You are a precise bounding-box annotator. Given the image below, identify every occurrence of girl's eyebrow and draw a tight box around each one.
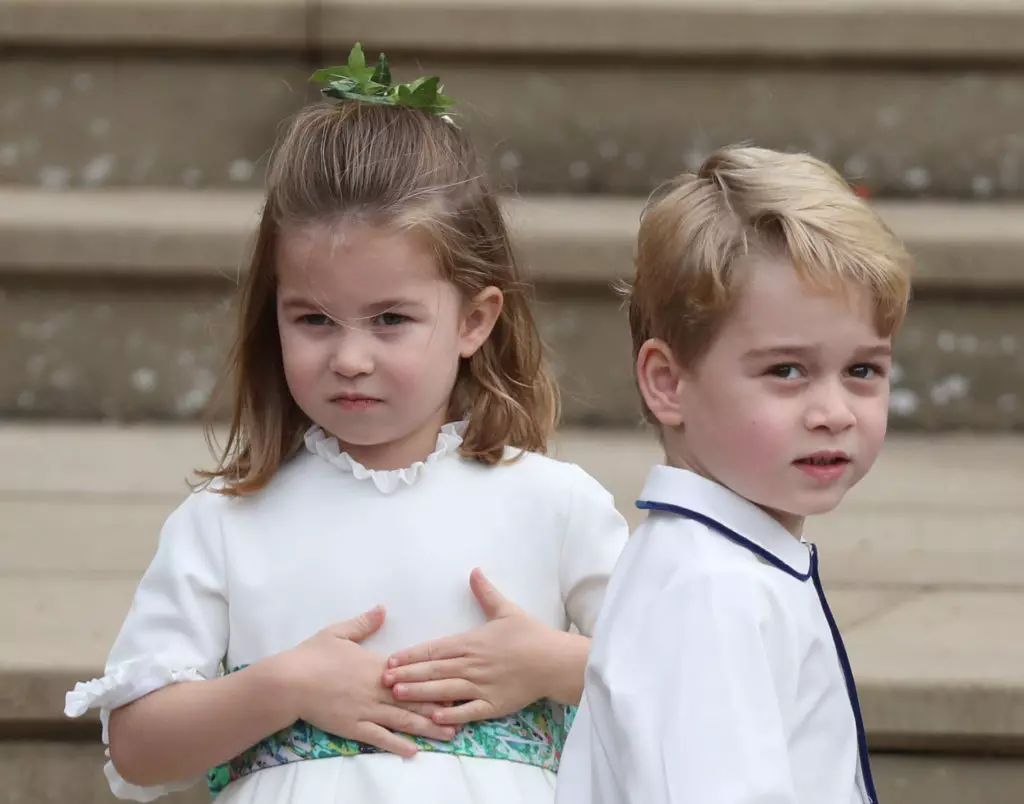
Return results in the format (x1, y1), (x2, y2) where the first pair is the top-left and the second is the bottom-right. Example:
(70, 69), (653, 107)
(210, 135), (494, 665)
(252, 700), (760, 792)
(279, 295), (320, 310)
(363, 298), (422, 313)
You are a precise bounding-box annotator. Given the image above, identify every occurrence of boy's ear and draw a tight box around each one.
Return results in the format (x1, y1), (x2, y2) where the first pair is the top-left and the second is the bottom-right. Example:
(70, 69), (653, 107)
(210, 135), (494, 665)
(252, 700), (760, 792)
(636, 339), (685, 427)
(459, 286), (503, 358)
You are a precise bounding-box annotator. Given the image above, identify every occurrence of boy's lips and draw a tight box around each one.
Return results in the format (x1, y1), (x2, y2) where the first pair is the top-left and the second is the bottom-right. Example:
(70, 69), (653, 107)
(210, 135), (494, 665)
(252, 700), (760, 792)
(792, 451), (851, 481)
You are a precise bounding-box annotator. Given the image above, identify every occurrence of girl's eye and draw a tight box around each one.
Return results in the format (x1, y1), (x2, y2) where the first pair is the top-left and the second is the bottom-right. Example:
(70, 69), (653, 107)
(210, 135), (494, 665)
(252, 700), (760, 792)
(849, 363), (885, 380)
(299, 313), (334, 327)
(372, 312), (409, 327)
(767, 364), (803, 380)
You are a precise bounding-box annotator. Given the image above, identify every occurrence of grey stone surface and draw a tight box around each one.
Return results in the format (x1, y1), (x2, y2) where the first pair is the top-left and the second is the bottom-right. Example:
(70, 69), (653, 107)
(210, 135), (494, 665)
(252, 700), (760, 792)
(2, 276), (1022, 429)
(872, 754), (1024, 804)
(7, 191), (1024, 292)
(6, 0), (1024, 59)
(317, 0), (1024, 61)
(0, 58), (311, 191)
(0, 742), (208, 804)
(7, 56), (1024, 197)
(0, 0), (307, 48)
(2, 741), (1022, 804)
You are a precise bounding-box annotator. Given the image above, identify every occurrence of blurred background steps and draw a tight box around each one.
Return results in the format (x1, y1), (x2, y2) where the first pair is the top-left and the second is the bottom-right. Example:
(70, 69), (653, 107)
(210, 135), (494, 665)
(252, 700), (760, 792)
(3, 0), (1023, 430)
(4, 2), (1024, 803)
(3, 188), (1023, 428)
(2, 0), (1024, 198)
(3, 424), (1024, 804)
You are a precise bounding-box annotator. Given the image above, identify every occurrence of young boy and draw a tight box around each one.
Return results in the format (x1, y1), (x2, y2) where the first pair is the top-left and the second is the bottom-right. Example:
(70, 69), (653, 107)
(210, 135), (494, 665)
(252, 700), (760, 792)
(556, 146), (912, 804)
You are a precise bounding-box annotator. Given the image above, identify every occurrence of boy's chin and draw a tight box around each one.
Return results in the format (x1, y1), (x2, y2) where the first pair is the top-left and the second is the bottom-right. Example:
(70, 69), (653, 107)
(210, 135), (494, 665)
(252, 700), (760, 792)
(779, 489), (849, 519)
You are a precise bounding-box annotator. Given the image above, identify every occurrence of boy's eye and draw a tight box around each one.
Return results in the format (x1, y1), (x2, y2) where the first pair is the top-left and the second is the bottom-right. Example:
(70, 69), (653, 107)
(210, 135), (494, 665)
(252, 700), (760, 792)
(767, 364), (803, 380)
(299, 313), (333, 326)
(372, 311), (409, 327)
(849, 363), (885, 380)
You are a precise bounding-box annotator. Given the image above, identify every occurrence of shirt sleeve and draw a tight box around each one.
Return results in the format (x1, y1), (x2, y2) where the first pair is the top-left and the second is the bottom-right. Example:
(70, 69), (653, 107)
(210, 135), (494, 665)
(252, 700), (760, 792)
(64, 489), (230, 802)
(584, 568), (799, 804)
(558, 466), (630, 636)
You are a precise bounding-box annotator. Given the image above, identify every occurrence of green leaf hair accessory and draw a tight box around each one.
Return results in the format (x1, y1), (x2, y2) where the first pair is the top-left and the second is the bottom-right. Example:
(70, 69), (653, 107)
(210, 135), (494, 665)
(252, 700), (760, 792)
(311, 43), (456, 118)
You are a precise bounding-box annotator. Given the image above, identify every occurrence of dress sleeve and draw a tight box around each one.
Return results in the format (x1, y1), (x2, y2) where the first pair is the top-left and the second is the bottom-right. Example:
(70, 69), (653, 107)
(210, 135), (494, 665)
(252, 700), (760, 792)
(64, 489), (229, 802)
(558, 466), (630, 636)
(583, 568), (800, 804)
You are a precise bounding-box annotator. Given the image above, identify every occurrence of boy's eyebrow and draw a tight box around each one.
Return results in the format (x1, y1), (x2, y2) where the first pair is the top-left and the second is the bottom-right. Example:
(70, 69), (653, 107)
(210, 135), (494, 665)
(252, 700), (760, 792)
(743, 343), (893, 360)
(742, 345), (816, 360)
(852, 343), (893, 358)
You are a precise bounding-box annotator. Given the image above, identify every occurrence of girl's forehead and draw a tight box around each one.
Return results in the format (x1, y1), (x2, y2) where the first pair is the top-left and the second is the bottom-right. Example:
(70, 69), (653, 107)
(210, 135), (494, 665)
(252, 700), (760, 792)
(277, 222), (441, 292)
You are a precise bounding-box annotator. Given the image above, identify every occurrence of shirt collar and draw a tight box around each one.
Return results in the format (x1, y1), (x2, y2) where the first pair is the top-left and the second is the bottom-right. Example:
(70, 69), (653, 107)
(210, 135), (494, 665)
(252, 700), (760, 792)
(637, 465), (812, 580)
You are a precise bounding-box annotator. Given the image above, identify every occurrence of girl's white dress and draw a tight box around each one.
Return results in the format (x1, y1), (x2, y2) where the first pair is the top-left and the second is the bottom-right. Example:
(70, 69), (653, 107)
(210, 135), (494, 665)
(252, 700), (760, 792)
(65, 423), (629, 804)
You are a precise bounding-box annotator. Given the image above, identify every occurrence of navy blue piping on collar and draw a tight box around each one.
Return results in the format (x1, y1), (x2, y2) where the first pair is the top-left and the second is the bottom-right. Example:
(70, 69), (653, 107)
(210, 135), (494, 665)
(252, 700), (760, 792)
(636, 500), (812, 580)
(809, 545), (878, 804)
(636, 499), (879, 804)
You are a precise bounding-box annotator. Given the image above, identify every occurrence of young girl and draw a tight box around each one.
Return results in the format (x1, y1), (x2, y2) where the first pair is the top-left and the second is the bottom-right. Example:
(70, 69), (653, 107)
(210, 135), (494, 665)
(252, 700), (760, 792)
(64, 50), (629, 804)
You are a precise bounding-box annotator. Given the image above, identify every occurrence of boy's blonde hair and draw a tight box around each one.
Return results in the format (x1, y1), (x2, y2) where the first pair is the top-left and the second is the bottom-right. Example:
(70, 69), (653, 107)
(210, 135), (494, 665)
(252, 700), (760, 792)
(197, 102), (558, 495)
(627, 145), (912, 422)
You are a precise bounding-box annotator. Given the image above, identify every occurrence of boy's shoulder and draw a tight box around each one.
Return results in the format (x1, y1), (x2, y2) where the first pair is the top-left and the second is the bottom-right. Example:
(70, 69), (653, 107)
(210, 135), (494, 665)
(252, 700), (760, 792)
(627, 512), (806, 611)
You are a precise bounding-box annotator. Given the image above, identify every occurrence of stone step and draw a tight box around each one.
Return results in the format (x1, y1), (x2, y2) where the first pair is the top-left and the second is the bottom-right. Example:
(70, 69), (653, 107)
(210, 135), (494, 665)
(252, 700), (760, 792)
(4, 746), (1023, 804)
(2, 188), (1023, 429)
(3, 1), (1024, 197)
(3, 424), (1024, 804)
(6, 0), (1024, 57)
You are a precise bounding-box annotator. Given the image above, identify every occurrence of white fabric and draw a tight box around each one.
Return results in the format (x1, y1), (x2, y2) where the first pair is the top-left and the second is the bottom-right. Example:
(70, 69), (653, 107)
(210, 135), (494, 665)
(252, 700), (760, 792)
(557, 466), (869, 804)
(65, 425), (629, 803)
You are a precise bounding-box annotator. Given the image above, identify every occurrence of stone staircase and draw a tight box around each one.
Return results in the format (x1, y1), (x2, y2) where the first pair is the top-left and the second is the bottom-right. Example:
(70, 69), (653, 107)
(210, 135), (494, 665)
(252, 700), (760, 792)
(2, 1), (1024, 802)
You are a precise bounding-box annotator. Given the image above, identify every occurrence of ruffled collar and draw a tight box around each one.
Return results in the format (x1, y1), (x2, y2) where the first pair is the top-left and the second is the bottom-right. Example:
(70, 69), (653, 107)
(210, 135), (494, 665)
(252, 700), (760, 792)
(303, 421), (467, 494)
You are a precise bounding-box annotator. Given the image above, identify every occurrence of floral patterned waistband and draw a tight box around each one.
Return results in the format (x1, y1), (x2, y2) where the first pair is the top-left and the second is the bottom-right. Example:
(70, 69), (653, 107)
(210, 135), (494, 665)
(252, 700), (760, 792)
(207, 699), (577, 796)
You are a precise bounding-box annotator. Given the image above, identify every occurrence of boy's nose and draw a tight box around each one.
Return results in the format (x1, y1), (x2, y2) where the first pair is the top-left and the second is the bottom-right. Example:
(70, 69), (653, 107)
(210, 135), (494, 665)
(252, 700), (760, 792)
(804, 383), (857, 432)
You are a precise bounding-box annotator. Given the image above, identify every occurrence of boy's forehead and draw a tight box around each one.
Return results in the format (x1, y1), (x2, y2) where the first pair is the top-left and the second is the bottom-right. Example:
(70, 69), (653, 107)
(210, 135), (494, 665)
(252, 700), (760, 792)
(725, 254), (884, 344)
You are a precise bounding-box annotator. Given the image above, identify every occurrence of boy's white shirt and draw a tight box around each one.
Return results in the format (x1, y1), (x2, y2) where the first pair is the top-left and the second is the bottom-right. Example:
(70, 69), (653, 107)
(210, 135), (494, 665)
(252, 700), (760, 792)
(557, 465), (873, 804)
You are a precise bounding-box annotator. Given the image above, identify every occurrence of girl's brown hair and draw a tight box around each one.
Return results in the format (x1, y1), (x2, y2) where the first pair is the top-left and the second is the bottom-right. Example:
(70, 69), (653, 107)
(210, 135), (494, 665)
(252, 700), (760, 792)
(197, 102), (558, 495)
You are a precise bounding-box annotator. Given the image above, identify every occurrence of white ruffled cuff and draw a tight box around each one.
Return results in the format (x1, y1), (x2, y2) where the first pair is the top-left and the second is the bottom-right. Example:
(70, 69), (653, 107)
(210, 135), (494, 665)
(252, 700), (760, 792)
(65, 661), (207, 801)
(103, 759), (199, 803)
(65, 661), (205, 741)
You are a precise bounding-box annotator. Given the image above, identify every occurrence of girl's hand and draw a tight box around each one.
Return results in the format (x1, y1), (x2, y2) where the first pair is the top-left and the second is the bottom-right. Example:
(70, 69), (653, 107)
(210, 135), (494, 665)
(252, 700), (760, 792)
(278, 606), (457, 757)
(382, 570), (587, 725)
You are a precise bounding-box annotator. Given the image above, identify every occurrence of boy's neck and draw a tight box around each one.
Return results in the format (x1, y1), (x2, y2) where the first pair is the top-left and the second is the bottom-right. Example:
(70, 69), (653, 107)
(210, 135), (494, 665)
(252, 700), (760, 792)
(662, 451), (806, 539)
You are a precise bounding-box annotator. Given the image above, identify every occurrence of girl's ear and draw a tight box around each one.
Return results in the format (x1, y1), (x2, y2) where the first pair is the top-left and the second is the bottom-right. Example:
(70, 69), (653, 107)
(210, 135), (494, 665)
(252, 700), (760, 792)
(459, 287), (503, 358)
(636, 339), (685, 427)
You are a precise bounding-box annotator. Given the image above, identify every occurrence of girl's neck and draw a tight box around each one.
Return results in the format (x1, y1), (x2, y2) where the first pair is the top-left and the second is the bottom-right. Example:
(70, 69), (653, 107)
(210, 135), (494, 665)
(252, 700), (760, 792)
(332, 407), (452, 471)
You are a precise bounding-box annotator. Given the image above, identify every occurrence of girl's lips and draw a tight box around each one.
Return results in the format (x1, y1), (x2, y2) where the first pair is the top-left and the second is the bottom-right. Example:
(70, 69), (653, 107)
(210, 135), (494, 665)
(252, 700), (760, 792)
(332, 396), (381, 411)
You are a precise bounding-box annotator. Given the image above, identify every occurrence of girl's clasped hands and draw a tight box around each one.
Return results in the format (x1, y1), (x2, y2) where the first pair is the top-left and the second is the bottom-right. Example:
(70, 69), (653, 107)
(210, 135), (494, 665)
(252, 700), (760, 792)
(284, 569), (570, 756)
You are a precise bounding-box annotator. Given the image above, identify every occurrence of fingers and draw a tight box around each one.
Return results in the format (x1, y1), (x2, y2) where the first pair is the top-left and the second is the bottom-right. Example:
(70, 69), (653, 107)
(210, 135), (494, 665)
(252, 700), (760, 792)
(432, 699), (496, 726)
(469, 568), (511, 620)
(354, 722), (420, 757)
(387, 636), (464, 669)
(383, 658), (467, 687)
(374, 706), (457, 743)
(395, 700), (449, 719)
(327, 605), (386, 642)
(392, 678), (479, 703)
